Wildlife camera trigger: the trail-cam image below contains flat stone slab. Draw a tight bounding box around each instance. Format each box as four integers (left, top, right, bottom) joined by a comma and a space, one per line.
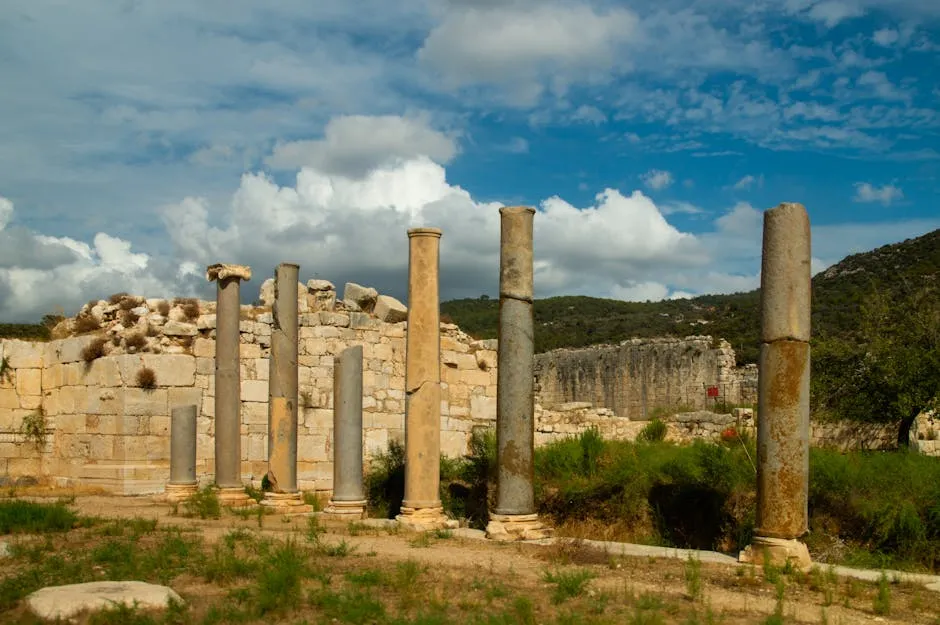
27, 581, 182, 621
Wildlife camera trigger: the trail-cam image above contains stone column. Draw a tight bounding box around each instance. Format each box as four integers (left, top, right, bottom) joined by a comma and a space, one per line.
486, 206, 551, 541
324, 345, 367, 518
164, 404, 198, 503
740, 203, 812, 569
397, 228, 455, 530
261, 263, 312, 513
206, 263, 255, 507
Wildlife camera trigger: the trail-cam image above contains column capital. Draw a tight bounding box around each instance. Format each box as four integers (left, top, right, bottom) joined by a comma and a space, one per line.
407, 227, 442, 239
499, 206, 536, 216
206, 263, 252, 283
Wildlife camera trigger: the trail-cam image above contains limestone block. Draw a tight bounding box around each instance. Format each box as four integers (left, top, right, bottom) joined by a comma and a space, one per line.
19, 394, 41, 410
0, 388, 21, 410
5, 341, 42, 368
86, 358, 122, 388
317, 312, 349, 327
350, 313, 379, 329
374, 295, 407, 323
193, 338, 215, 358
365, 429, 389, 455
441, 337, 469, 354
343, 282, 378, 312
441, 431, 470, 458
163, 320, 197, 336
470, 394, 497, 421
242, 401, 267, 425
50, 336, 97, 364
307, 279, 335, 292
474, 350, 497, 371
241, 343, 261, 359
240, 380, 268, 403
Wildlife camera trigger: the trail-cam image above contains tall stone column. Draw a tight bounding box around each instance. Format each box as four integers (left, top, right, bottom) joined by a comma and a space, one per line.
164, 404, 198, 503
324, 345, 367, 518
261, 263, 312, 513
486, 206, 552, 541
397, 228, 455, 530
740, 203, 813, 569
206, 263, 255, 507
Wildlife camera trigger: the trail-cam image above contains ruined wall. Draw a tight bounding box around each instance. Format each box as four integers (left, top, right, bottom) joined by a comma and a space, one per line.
0, 283, 499, 494
534, 337, 757, 419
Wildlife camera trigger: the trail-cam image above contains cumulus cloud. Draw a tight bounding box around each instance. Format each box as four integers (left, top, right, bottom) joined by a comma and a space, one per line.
418, 3, 639, 104
642, 169, 674, 190
853, 182, 903, 205
0, 196, 186, 321
265, 115, 460, 177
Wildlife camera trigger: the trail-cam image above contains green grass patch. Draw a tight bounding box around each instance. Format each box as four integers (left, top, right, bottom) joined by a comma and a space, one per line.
0, 499, 78, 534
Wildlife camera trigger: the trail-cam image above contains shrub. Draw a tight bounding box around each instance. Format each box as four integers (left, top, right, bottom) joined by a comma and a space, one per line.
638, 418, 667, 443
73, 314, 101, 334
20, 408, 47, 448
0, 500, 77, 534
108, 292, 129, 305
157, 300, 170, 316
119, 309, 139, 328
175, 298, 200, 321
136, 367, 157, 390
182, 486, 221, 519
81, 337, 109, 363
365, 439, 405, 518
124, 333, 147, 351
118, 297, 139, 311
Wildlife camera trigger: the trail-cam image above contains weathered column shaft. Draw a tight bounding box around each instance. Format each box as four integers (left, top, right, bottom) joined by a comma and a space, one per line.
214, 276, 243, 489
267, 263, 300, 493
169, 405, 197, 485
332, 345, 365, 502
495, 206, 536, 515
755, 202, 812, 543
402, 228, 443, 510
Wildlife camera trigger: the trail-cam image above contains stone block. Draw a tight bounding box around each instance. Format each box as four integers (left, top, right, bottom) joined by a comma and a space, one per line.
349, 313, 378, 329
470, 394, 496, 421
85, 388, 124, 415
19, 394, 41, 410
242, 401, 267, 425
241, 380, 268, 403
318, 312, 350, 328
241, 343, 262, 359
118, 354, 195, 387
193, 338, 215, 358
5, 340, 43, 368
163, 320, 198, 336
441, 337, 469, 354
373, 295, 407, 323
195, 358, 213, 375
88, 358, 122, 387
124, 388, 168, 416
343, 283, 378, 312
0, 388, 20, 409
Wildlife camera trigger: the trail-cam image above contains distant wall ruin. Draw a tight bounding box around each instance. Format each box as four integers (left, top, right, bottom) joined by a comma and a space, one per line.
533, 337, 758, 419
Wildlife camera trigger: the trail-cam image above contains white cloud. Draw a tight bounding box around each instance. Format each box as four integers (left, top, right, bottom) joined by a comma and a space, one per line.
0, 197, 12, 231
661, 201, 706, 216
642, 169, 675, 190
265, 115, 459, 177
570, 105, 607, 125
500, 137, 530, 154
873, 28, 900, 46
732, 174, 765, 190
856, 71, 911, 102
853, 182, 903, 205
418, 3, 639, 105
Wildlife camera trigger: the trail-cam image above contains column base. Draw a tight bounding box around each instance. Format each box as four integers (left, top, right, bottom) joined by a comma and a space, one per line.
739, 536, 812, 571
216, 486, 257, 508
161, 482, 198, 504
395, 506, 458, 532
260, 491, 313, 514
320, 499, 367, 520
485, 513, 553, 542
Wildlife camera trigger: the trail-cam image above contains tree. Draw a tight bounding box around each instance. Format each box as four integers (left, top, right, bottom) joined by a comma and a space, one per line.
812, 284, 940, 446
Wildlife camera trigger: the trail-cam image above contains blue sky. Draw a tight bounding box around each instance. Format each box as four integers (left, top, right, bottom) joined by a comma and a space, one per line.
0, 0, 938, 321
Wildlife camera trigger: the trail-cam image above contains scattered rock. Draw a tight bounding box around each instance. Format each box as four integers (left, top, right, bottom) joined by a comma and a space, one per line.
259, 278, 275, 306
162, 321, 197, 336
307, 279, 335, 292
373, 295, 407, 323
26, 581, 183, 621
343, 282, 378, 313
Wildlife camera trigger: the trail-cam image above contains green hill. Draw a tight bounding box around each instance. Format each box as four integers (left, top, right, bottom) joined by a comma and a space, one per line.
442, 228, 940, 365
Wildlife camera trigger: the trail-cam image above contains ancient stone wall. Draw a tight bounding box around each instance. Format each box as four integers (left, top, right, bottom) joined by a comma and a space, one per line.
533, 337, 757, 420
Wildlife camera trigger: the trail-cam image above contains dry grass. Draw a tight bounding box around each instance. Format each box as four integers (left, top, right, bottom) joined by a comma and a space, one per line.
108, 292, 129, 305
72, 314, 101, 334
124, 333, 147, 351
136, 367, 157, 390
119, 309, 139, 328
157, 300, 170, 317
80, 337, 108, 363
175, 298, 200, 321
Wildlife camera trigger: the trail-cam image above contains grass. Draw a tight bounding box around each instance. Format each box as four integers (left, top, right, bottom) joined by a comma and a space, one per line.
136, 367, 157, 390
81, 336, 108, 362
19, 408, 47, 449
181, 486, 221, 520
542, 568, 595, 604
0, 500, 77, 534
125, 332, 147, 351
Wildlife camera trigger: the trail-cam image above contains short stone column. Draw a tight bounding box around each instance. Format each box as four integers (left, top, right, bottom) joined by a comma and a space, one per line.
164, 404, 198, 503
206, 263, 255, 507
486, 206, 552, 541
397, 228, 456, 531
740, 203, 813, 569
323, 345, 367, 518
262, 263, 312, 514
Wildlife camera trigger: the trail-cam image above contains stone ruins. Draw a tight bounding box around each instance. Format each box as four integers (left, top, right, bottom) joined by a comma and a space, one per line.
1, 201, 931, 546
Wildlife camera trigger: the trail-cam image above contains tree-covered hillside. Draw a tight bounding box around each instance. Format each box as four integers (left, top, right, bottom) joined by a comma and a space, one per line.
442, 228, 940, 365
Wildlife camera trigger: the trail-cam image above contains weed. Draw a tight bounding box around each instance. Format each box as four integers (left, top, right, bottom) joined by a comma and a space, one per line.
685, 553, 703, 601
182, 486, 221, 519
125, 332, 147, 351
20, 407, 48, 448
543, 568, 595, 604
409, 532, 433, 548
305, 515, 325, 544
319, 539, 355, 557
243, 483, 264, 502
0, 356, 11, 384
175, 298, 200, 321
74, 313, 102, 334
254, 537, 308, 616
346, 569, 383, 586
310, 588, 387, 624
136, 367, 157, 390
81, 336, 109, 362
347, 521, 371, 536
873, 571, 891, 615
120, 309, 140, 328
302, 490, 323, 511
638, 418, 668, 442
156, 300, 170, 316
0, 499, 77, 534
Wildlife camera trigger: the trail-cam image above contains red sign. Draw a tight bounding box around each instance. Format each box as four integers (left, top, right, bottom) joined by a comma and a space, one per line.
706, 386, 719, 398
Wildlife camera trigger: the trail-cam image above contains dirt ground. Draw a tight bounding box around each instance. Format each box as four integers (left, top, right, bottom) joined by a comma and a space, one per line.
3, 491, 939, 624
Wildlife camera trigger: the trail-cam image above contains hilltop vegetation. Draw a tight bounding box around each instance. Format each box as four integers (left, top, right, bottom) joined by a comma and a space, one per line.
442, 228, 940, 365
